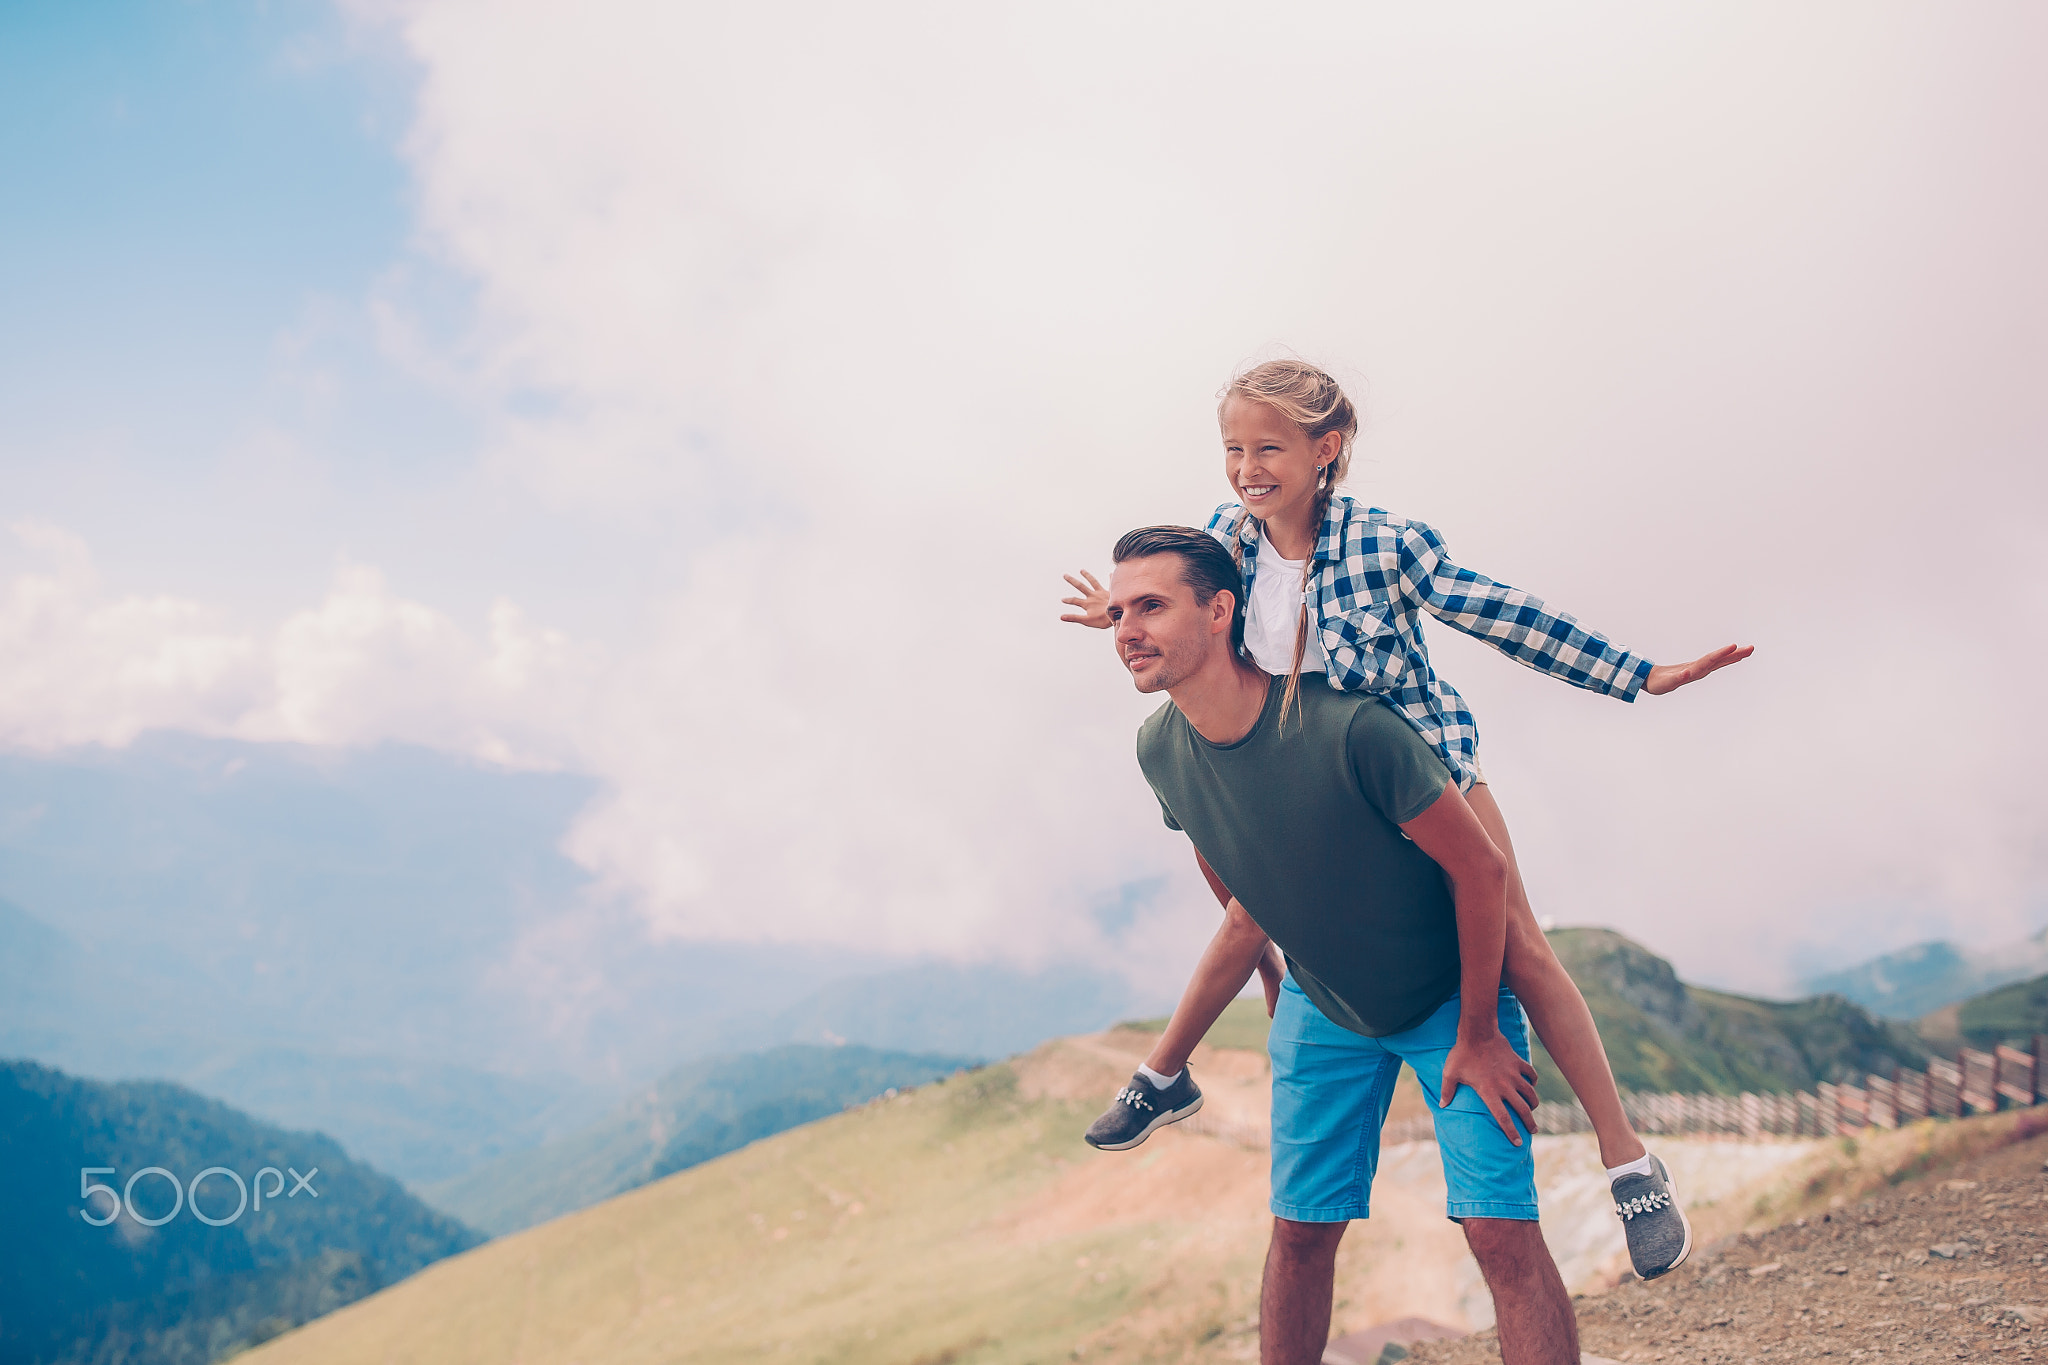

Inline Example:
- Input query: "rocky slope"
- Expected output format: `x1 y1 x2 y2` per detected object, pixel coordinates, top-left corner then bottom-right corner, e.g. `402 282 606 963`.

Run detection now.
1411 1111 2048 1365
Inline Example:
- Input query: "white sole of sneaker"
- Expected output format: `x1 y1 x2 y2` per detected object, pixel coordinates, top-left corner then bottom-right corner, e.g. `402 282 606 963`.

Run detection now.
1087 1093 1205 1152
1641 1163 1693 1280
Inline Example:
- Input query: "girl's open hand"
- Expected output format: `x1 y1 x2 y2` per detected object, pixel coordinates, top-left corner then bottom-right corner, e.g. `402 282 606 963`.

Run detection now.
1644 643 1754 696
1059 570 1111 629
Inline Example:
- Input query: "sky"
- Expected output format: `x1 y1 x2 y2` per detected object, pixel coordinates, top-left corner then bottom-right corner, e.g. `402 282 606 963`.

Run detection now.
2 0 2045 997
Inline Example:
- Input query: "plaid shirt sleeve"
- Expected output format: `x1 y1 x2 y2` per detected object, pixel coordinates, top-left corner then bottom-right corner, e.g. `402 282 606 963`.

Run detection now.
1397 520 1653 700
1201 502 1244 544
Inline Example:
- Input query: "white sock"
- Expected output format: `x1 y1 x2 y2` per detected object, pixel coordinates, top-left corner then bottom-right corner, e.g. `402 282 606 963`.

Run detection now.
1605 1153 1656 1182
1137 1063 1182 1089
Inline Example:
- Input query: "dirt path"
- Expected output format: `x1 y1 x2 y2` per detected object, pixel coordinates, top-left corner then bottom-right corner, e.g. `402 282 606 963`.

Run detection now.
1409 1120 2048 1364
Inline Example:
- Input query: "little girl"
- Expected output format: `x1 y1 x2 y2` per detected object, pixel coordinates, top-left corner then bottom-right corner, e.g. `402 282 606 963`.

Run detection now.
1060 358 1749 1280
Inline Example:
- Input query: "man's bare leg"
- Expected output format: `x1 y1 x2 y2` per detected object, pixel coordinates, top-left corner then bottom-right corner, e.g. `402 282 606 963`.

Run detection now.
1462 1218 1579 1365
1464 782 1647 1169
1260 1217 1346 1365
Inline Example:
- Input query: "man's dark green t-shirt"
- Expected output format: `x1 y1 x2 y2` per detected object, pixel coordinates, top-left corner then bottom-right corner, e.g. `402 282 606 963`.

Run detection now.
1137 672 1460 1038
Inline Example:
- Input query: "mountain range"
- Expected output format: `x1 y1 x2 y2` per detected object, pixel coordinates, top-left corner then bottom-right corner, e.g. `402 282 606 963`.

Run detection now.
11 921 2047 1365
7 731 2033 1196
0 735 1146 1186
424 1043 980 1236
1534 928 1933 1100
1799 925 2048 1020
0 1059 478 1365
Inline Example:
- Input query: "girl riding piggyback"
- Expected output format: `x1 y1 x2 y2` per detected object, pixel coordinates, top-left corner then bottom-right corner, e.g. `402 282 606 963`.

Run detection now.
1061 358 1750 1281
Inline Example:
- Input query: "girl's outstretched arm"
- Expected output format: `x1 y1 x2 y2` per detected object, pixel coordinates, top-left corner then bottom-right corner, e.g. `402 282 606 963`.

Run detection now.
1395 522 1749 698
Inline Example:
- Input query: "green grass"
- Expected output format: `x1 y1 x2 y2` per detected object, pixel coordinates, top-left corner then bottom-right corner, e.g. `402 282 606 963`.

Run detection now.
425 1044 977 1236
1956 972 2048 1047
1543 928 1928 1098
238 1062 1269 1365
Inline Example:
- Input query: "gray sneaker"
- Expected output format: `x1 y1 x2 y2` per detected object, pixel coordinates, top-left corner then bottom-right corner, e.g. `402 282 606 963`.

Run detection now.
1083 1069 1204 1151
1612 1153 1692 1280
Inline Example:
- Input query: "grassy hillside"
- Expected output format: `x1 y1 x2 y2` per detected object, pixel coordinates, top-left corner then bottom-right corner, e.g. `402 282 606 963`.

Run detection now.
1113 995 1276 1053
234 1014 1987 1365
223 931 2018 1365
424 1044 977 1236
1926 971 2048 1049
244 1053 1261 1365
0 1059 477 1365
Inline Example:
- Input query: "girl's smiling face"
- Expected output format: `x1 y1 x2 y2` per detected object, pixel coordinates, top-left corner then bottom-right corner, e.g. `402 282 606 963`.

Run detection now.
1221 396 1342 534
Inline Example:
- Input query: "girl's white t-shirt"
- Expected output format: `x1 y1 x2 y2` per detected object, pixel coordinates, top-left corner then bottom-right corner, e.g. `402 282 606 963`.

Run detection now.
1243 548 1327 677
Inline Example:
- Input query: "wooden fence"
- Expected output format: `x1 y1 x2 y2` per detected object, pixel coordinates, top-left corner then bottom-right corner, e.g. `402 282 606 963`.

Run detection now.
1507 1035 2047 1140
1189 1037 2047 1149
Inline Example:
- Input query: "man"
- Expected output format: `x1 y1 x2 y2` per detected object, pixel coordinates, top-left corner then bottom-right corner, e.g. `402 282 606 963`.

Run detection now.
1104 525 1579 1365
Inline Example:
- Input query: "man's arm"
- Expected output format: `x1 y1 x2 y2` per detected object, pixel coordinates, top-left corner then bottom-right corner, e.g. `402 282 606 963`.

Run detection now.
1400 779 1538 1144
1143 894 1271 1079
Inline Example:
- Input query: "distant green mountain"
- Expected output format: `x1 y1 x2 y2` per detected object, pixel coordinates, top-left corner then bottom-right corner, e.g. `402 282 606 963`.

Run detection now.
1800 926 2048 1020
1918 972 2048 1050
423 1043 978 1237
0 894 605 1186
0 739 900 1187
0 1059 479 1365
0 737 1151 1191
1532 929 1930 1103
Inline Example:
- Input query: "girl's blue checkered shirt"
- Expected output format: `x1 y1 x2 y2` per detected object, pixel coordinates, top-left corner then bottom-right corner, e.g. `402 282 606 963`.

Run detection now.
1205 495 1653 791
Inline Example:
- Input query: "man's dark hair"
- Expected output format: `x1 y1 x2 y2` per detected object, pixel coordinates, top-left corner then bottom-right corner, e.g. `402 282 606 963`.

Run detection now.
1111 525 1246 657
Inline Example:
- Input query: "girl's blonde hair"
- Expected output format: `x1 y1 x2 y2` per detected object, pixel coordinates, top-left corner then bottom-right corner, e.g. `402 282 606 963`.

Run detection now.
1217 359 1360 723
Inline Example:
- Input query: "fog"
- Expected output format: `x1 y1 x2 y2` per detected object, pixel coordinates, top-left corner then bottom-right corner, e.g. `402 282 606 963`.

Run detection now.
5 1 2044 995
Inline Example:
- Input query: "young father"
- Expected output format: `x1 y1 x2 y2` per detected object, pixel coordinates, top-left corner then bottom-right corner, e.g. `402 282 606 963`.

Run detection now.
1105 526 1579 1365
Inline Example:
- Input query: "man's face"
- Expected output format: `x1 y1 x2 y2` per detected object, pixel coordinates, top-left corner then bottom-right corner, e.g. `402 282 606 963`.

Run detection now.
1107 555 1230 693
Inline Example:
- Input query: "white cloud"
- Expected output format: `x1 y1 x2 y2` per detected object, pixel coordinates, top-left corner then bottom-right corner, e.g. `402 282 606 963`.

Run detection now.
0 526 591 771
363 0 2048 987
0 523 265 750
7 1 2046 990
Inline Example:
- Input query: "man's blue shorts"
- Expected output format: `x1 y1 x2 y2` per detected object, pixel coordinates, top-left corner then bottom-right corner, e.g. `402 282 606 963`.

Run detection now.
1267 974 1538 1223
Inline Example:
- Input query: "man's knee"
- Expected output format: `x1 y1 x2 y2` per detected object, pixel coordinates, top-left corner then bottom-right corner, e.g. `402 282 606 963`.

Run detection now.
1462 1217 1549 1275
1270 1216 1347 1259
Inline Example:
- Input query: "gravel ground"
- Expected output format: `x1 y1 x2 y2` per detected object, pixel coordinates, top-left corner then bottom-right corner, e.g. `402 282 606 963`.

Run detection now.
1407 1124 2048 1364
